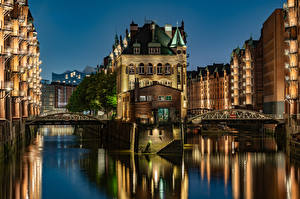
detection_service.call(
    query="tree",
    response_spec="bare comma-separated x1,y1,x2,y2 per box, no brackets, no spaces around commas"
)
67,71,117,118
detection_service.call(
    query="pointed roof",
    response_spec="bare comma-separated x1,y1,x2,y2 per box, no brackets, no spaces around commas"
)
170,27,186,48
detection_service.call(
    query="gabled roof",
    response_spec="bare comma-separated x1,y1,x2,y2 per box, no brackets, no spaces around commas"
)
170,27,186,48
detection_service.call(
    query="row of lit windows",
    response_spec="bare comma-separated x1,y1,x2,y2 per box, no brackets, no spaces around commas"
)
126,63,172,75
139,95,172,102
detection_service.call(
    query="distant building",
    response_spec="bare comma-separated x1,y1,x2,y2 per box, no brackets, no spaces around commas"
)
52,70,86,85
230,38,263,111
187,64,231,116
41,81,76,113
52,66,97,85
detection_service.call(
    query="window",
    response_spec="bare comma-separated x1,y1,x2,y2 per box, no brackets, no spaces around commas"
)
157,63,162,75
147,63,153,74
138,63,145,74
158,108,169,122
65,74,68,79
139,96,146,101
166,96,172,101
165,63,171,75
177,74,181,83
147,96,152,101
149,48,160,55
129,64,135,74
129,80,135,90
158,96,165,101
134,47,140,54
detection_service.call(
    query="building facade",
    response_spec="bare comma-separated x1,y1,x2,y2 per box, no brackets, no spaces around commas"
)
112,21,188,122
187,64,231,116
262,9,287,116
41,81,76,113
0,0,42,120
283,1,300,116
230,38,263,111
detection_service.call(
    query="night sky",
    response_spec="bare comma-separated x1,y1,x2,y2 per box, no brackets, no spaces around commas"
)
29,0,285,80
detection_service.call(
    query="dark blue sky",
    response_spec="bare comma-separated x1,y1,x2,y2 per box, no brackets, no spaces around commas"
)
29,0,285,80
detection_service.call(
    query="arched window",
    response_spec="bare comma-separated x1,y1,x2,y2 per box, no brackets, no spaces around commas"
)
147,63,153,74
165,63,171,75
138,63,145,74
157,63,162,75
129,64,135,74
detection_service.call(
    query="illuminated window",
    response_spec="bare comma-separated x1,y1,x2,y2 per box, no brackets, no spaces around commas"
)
147,63,153,74
165,96,172,101
165,63,171,74
138,63,145,74
158,96,164,101
65,74,68,79
157,63,162,75
139,96,146,101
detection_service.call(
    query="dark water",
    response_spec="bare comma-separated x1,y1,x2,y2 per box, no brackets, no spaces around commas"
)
0,126,300,199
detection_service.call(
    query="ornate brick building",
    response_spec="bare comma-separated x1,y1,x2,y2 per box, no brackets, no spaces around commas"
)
0,0,42,120
187,63,231,116
111,21,188,123
230,38,263,111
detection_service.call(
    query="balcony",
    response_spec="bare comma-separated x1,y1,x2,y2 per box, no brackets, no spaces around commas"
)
18,15,25,23
0,47,11,57
1,23,12,33
10,65,19,73
16,0,26,6
0,0,13,11
287,0,295,8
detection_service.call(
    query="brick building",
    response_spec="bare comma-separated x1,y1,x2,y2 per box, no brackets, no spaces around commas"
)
187,63,231,115
0,0,42,120
261,9,287,117
230,38,263,111
111,21,188,123
283,1,300,116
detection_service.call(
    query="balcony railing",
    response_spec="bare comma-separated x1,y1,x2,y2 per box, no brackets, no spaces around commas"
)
10,65,19,73
0,0,14,11
16,0,26,6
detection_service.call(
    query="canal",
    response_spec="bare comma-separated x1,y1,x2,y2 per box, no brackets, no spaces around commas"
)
0,126,299,199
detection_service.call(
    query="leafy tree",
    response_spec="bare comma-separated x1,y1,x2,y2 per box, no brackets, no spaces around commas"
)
67,71,117,117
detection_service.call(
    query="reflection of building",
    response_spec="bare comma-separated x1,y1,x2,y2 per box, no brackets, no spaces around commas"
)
0,0,42,120
41,81,76,112
230,38,263,111
187,63,231,115
112,21,188,122
0,135,43,199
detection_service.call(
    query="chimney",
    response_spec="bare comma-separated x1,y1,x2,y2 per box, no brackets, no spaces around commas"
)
130,21,138,39
164,24,172,38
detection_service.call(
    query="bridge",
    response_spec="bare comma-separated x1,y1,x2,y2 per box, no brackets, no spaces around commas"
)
188,109,280,124
26,112,106,125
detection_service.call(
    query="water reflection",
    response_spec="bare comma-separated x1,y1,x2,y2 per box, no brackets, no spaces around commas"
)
0,126,299,199
0,135,43,199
